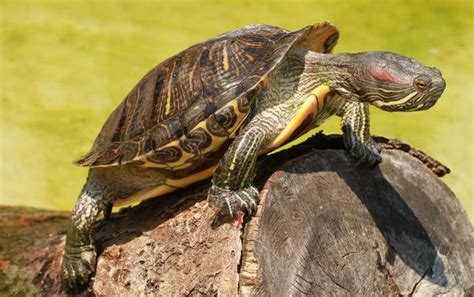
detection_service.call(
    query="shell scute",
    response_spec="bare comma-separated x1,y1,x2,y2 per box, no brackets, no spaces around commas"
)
149,146,182,164
206,113,229,137
75,22,339,167
179,128,212,153
182,99,218,132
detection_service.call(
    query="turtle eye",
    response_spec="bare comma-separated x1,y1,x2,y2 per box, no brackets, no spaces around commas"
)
414,75,431,92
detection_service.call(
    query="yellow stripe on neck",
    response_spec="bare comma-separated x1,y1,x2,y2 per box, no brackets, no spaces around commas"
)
372,91,417,107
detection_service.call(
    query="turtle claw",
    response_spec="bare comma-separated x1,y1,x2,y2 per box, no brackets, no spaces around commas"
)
208,186,259,229
61,246,96,291
348,139,382,167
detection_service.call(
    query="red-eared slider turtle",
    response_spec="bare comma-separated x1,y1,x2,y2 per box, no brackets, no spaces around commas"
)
62,22,446,289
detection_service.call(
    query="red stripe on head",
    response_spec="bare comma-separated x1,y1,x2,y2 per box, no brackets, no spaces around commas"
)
371,68,409,84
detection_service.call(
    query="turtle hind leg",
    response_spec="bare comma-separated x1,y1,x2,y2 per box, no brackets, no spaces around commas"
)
61,181,107,291
61,168,118,291
61,165,168,290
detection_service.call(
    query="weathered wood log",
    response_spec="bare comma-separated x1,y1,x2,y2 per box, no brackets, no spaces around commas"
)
0,134,472,296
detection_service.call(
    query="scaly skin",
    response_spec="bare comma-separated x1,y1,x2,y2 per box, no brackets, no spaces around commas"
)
209,127,267,227
62,224,97,289
61,165,167,289
208,49,445,227
338,101,382,166
61,173,105,289
62,48,445,289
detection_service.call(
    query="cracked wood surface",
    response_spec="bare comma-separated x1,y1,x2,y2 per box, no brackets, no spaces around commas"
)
240,148,473,296
0,134,472,296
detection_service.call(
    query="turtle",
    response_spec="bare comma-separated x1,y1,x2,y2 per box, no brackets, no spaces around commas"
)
61,22,446,289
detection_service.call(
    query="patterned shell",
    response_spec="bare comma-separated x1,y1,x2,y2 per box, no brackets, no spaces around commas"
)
75,22,339,168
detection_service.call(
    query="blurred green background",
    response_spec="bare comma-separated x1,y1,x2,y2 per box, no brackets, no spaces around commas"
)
1,0,472,220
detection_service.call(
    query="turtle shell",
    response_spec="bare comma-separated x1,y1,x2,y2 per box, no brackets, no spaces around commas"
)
75,22,339,168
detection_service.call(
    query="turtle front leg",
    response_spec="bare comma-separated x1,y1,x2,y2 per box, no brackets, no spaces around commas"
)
61,187,104,290
338,101,382,166
209,126,267,228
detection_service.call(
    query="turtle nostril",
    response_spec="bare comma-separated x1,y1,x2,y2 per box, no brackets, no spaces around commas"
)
431,67,442,77
438,77,446,91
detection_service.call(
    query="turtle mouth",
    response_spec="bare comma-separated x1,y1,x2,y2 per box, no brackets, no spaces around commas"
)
385,85,444,112
414,98,438,111
414,85,445,111
404,102,432,112
403,95,440,112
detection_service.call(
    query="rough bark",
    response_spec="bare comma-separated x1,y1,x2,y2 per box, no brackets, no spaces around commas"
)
0,134,472,296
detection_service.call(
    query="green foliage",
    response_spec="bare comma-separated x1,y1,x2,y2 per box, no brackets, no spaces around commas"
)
1,0,472,219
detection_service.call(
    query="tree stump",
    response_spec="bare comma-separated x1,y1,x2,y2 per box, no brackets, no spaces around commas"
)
0,134,472,296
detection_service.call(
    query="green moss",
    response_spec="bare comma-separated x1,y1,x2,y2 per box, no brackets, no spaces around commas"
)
1,0,472,220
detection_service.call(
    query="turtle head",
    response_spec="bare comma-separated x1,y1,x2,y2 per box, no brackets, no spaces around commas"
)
348,51,446,112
